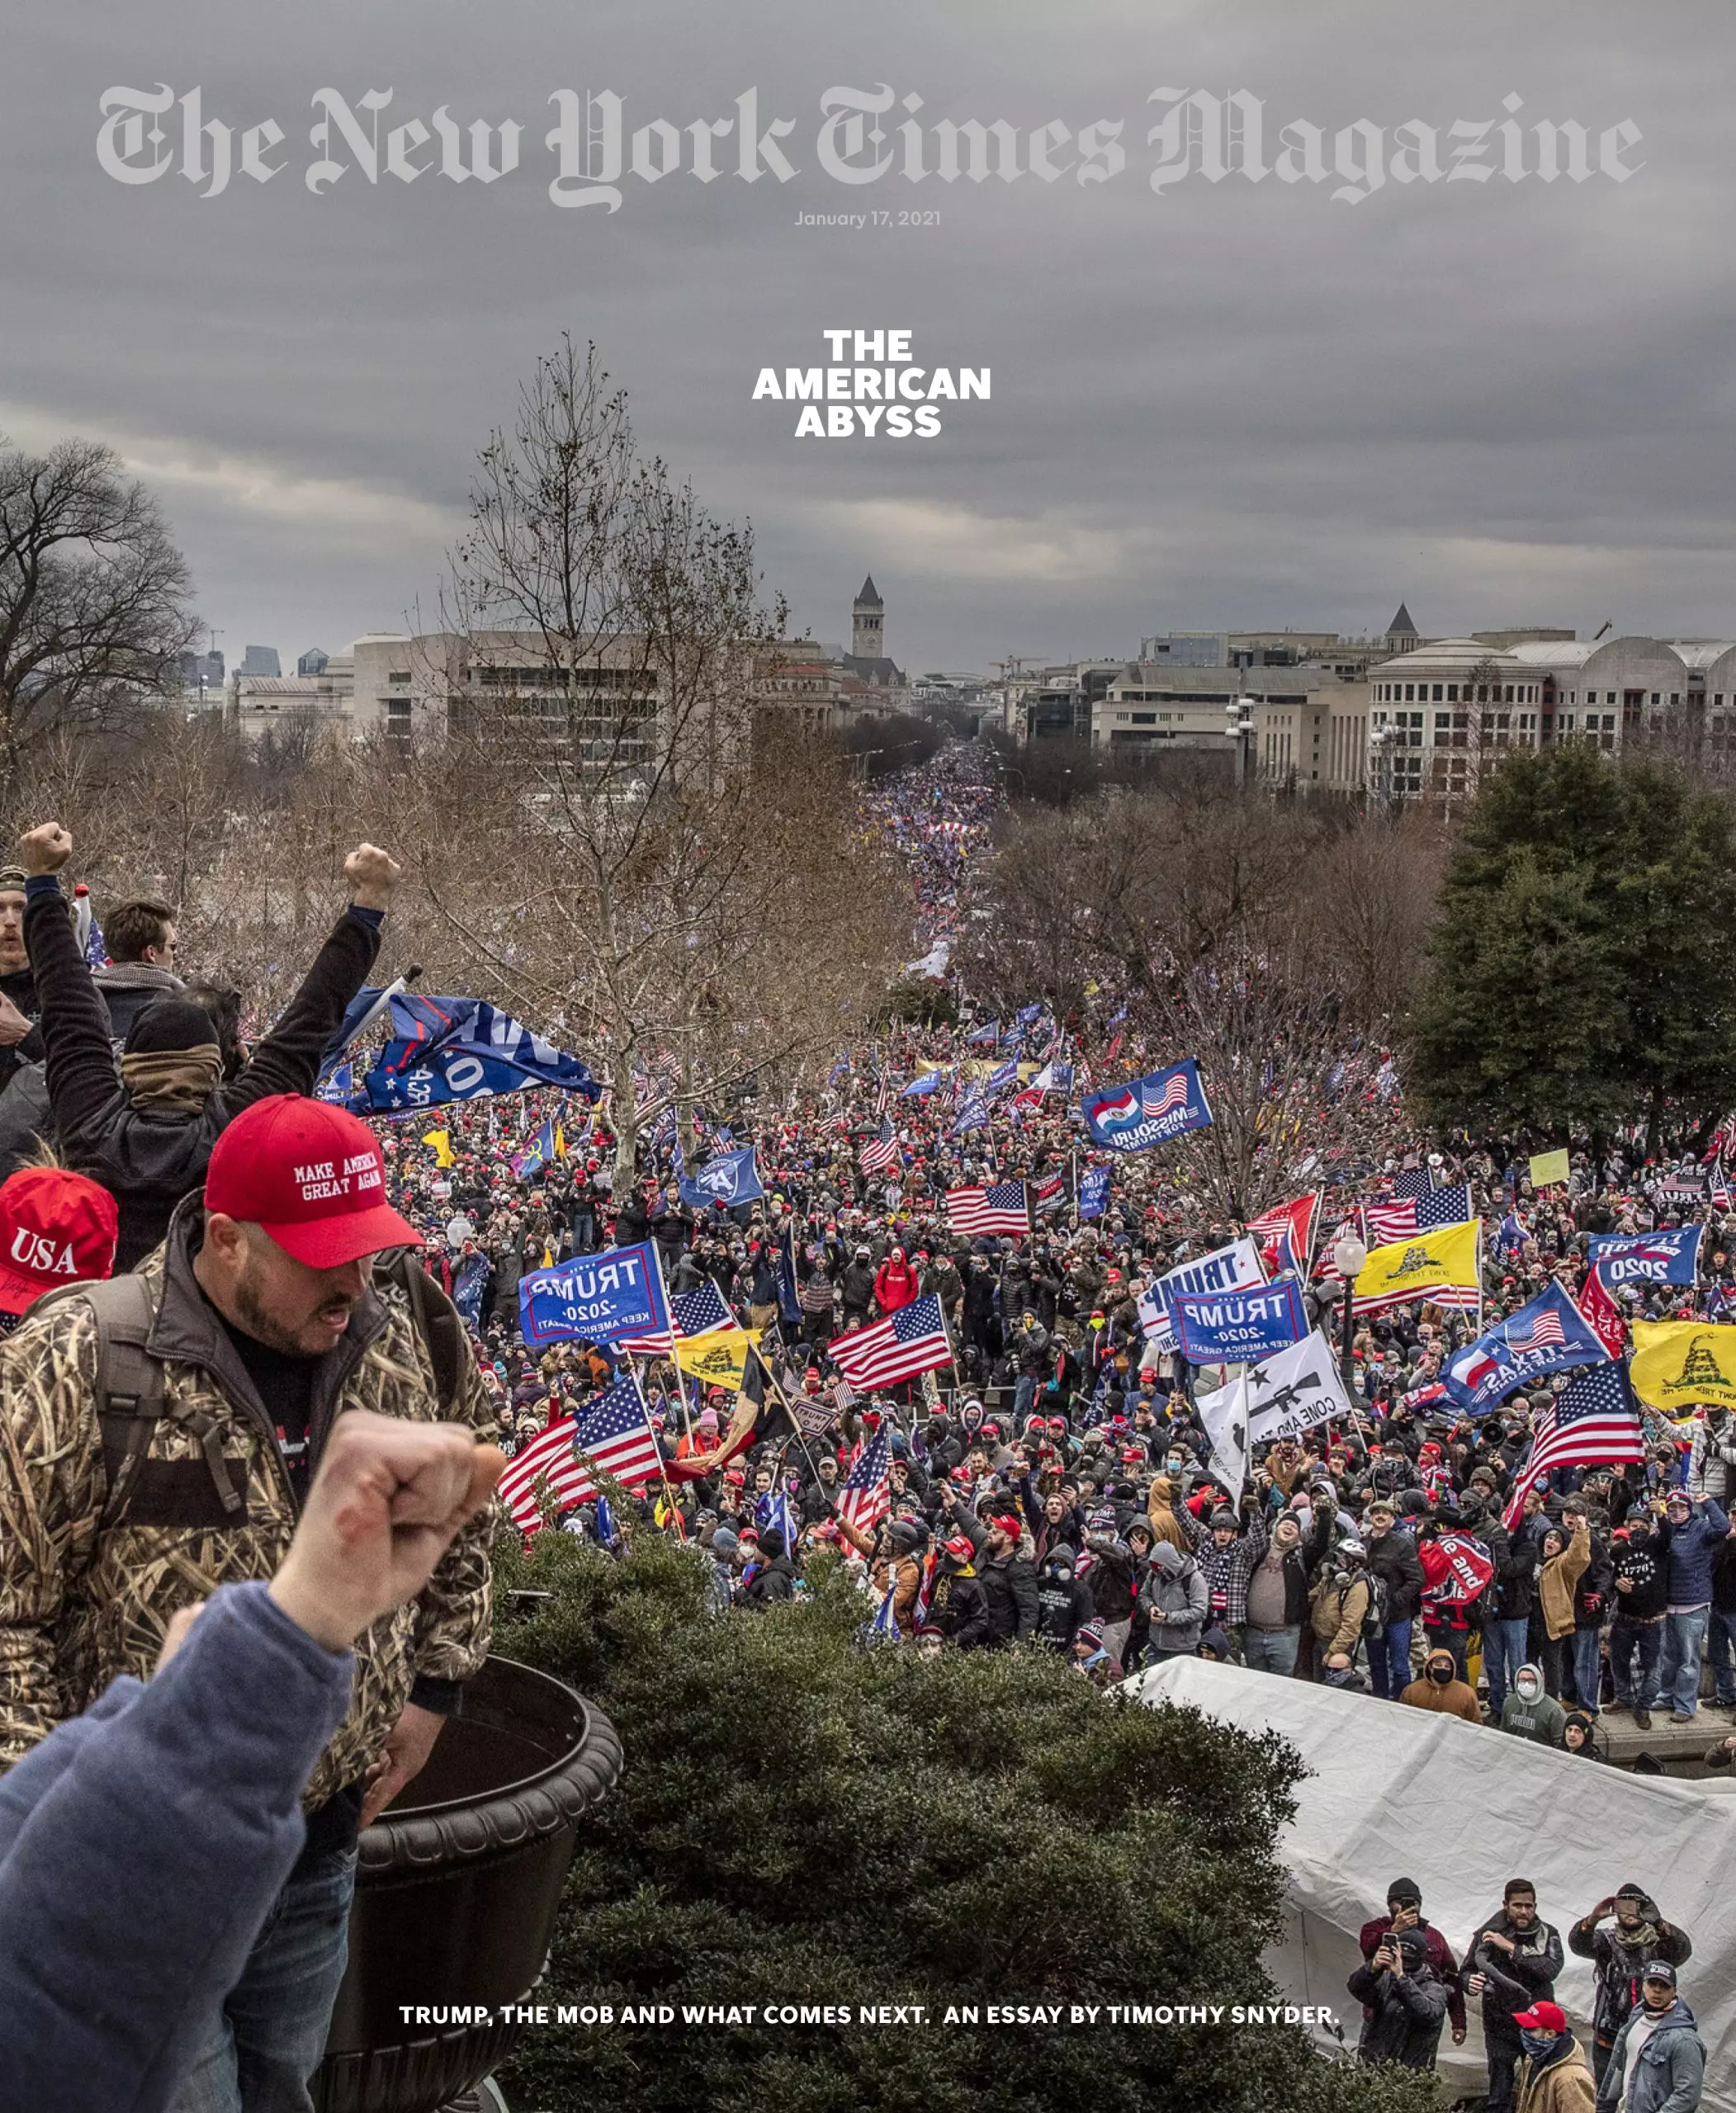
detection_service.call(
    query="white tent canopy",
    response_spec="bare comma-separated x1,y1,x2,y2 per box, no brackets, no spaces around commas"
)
1130,1659,1734,2106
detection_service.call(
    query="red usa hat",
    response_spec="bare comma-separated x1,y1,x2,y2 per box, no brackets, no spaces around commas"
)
205,1096,420,1269
0,1168,119,1315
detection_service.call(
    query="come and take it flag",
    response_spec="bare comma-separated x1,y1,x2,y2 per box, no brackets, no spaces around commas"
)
1629,1321,1736,1416
1080,1060,1213,1153
1228,1330,1358,1446
1352,1219,1482,1317
1502,1362,1646,1529
944,1182,1030,1238
830,1293,953,1392
1442,1279,1612,1415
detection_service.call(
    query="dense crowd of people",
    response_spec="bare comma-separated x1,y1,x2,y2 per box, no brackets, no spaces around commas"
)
0,745,1727,2106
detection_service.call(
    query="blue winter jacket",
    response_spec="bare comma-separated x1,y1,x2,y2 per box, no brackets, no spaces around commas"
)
0,1581,352,2113
1594,1997,1705,2113
1663,1496,1731,1606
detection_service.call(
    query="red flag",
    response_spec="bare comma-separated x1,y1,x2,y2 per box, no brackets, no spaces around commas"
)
1576,1267,1627,1359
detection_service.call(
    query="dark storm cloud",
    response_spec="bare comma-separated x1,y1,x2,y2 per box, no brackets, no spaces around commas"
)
2,0,1730,673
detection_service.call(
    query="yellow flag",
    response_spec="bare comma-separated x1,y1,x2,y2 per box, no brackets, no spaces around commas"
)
1353,1218,1481,1316
555,1123,567,1159
674,1326,761,1392
1529,1148,1571,1189
1630,1322,1736,1416
422,1128,454,1170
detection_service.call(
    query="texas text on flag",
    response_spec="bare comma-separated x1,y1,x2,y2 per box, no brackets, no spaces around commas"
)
830,1293,953,1392
944,1182,1031,1237
837,1427,893,1535
1502,1362,1645,1529
1442,1279,1610,1414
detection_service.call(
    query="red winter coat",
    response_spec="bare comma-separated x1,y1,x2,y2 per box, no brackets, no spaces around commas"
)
874,1258,920,1314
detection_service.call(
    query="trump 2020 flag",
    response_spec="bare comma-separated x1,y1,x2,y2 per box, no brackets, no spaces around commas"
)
1442,1279,1611,1415
519,1238,673,1350
1080,1060,1212,1153
679,1144,764,1211
1587,1226,1704,1288
1079,1165,1111,1220
362,994,599,1112
1169,1278,1308,1365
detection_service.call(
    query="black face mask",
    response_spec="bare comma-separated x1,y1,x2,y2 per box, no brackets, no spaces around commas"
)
1426,1662,1454,1685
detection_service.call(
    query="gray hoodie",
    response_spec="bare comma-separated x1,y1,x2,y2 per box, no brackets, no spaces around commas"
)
1143,1539,1209,1653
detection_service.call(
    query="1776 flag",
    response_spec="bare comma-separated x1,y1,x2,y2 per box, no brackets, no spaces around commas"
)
945,1182,1030,1237
830,1293,953,1392
1502,1362,1645,1529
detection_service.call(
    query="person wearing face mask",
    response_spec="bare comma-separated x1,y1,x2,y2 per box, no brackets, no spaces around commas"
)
1593,1962,1705,2113
1569,1887,1694,2092
1399,1643,1483,1723
1502,1660,1570,1745
1511,2000,1596,2113
1465,1879,1565,2113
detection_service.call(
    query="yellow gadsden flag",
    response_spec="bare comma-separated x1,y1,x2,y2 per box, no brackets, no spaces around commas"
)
673,1327,761,1392
422,1128,454,1170
1352,1218,1482,1316
1630,1321,1736,1416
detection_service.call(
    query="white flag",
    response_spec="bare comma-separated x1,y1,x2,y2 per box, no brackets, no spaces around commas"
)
1225,1329,1356,1446
1196,1368,1251,1510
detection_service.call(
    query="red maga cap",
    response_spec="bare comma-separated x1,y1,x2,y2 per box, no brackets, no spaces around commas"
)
0,1168,119,1315
205,1095,420,1269
1511,2001,1567,2034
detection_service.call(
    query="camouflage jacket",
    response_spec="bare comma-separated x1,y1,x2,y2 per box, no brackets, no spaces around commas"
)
0,1194,495,1809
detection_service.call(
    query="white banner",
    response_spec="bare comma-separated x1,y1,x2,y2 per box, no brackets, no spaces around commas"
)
1199,1330,1355,1447
1138,1236,1265,1354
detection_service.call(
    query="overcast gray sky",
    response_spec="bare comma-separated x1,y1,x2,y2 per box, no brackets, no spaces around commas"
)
4,1,1732,676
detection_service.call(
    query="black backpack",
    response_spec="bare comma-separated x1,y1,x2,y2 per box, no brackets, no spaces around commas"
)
35,1248,469,1529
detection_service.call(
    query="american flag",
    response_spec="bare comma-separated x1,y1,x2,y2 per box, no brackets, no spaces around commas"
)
1142,1071,1190,1119
1391,1166,1435,1201
1505,1307,1568,1354
859,1115,901,1175
498,1373,662,1535
830,1293,953,1392
1502,1363,1645,1529
617,1278,737,1359
945,1181,1031,1237
838,1427,892,1535
1364,1183,1472,1246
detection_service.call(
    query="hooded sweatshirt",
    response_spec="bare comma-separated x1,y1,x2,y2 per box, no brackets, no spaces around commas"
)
1399,1649,1483,1723
1142,1539,1209,1652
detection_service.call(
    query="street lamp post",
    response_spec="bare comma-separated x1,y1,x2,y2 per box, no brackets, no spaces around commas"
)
1332,1229,1368,1392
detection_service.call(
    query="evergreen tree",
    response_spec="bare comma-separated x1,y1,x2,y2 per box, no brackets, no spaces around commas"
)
1409,745,1736,1149
492,1532,1434,2113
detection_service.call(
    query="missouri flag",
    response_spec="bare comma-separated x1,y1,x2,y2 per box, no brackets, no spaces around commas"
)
673,1326,761,1392
1353,1217,1482,1317
1630,1321,1736,1416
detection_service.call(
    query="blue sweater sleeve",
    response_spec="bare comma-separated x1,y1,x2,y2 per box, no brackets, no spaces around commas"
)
0,1581,353,2113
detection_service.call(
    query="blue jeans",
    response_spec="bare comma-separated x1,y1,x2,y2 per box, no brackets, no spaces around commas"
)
1484,1617,1531,1717
1366,1618,1413,1700
1242,1626,1299,1676
1658,1608,1710,1717
170,1846,357,2113
1707,1608,1736,1706
1609,1618,1663,1709
1013,1375,1037,1421
1568,1625,1603,1714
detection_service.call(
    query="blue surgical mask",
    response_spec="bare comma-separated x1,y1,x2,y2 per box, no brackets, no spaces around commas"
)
1521,2029,1558,2059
